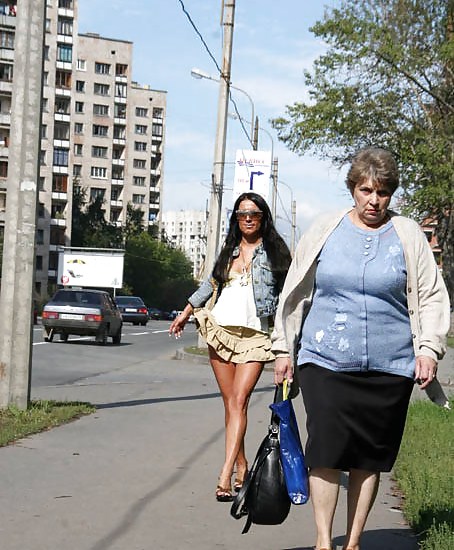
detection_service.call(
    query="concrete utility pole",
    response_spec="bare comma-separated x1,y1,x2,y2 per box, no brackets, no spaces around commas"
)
291,199,297,256
0,0,46,409
203,0,235,278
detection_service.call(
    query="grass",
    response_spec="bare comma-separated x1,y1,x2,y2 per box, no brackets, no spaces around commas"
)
0,400,96,447
184,345,209,356
394,397,454,549
447,336,454,348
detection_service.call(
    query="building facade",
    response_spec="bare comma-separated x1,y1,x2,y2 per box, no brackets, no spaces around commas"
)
162,209,229,280
0,0,166,297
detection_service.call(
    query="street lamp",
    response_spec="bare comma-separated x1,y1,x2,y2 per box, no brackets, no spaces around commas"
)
191,67,255,147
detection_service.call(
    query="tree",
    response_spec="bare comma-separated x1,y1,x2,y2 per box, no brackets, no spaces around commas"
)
71,184,123,248
123,232,197,310
272,0,453,300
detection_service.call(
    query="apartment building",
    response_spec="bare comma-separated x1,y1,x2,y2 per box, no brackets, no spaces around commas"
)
0,0,166,297
162,209,229,280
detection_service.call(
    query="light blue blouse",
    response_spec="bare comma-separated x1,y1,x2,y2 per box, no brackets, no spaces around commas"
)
297,215,415,378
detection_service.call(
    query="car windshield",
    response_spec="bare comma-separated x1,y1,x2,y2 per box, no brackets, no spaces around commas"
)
52,290,102,305
116,297,144,306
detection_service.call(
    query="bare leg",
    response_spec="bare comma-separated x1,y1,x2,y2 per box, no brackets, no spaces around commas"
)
309,468,341,550
209,346,263,490
343,469,380,550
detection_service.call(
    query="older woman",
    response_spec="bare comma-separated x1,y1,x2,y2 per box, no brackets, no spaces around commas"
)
171,192,291,502
272,147,450,550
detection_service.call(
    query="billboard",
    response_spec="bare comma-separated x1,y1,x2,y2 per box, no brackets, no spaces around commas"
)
233,149,272,202
58,248,124,288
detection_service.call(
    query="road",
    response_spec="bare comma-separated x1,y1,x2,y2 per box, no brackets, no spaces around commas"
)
31,319,198,390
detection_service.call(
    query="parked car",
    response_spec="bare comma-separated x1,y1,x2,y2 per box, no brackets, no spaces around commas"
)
115,296,148,325
147,307,162,320
42,289,122,345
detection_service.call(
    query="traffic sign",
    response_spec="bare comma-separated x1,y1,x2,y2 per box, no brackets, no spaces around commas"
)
233,149,272,202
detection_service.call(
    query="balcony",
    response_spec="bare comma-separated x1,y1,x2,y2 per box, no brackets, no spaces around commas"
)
112,158,125,166
0,112,11,125
0,80,12,93
56,60,72,71
51,191,68,201
115,74,127,83
53,138,70,148
0,144,8,158
0,49,14,62
113,137,126,145
114,96,127,105
52,165,68,175
57,7,74,18
111,178,124,186
54,112,70,123
0,14,17,29
55,86,71,97
50,217,66,227
57,34,73,45
110,200,123,207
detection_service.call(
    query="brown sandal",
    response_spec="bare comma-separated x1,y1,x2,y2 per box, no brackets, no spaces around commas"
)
215,485,233,502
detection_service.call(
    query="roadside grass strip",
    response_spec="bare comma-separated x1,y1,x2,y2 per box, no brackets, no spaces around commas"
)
394,397,454,550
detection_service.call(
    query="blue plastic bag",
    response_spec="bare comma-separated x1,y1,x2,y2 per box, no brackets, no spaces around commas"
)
270,381,309,505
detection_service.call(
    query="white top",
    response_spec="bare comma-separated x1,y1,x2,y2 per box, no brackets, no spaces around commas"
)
211,270,268,333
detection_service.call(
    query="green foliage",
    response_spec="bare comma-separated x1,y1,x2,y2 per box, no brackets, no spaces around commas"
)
272,0,454,299
121,232,197,311
394,398,454,548
0,400,95,447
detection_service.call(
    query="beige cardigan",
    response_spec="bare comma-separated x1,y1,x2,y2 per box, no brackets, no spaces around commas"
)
271,209,450,370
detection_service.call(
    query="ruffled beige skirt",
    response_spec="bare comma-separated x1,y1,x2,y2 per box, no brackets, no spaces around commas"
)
194,308,274,364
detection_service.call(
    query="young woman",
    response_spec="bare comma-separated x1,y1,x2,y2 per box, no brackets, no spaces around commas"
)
170,192,291,501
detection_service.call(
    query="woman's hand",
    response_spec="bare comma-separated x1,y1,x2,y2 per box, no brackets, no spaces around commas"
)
274,356,293,385
169,304,193,339
414,355,438,389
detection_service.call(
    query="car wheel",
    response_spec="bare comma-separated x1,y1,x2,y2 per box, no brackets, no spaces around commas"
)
96,326,108,345
112,326,122,345
60,333,69,342
141,321,147,326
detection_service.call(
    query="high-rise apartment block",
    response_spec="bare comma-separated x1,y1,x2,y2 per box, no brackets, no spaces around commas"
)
0,0,166,297
162,210,229,280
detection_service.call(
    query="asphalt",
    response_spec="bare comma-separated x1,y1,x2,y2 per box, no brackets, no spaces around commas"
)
0,347,452,550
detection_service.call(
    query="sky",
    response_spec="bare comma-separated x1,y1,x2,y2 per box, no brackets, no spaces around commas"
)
78,0,354,241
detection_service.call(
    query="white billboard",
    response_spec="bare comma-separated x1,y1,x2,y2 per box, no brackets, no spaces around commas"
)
233,149,272,202
58,249,124,289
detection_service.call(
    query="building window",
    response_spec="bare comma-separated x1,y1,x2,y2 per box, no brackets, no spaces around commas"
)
90,167,107,179
133,176,145,186
36,255,43,271
54,122,69,140
40,150,46,165
42,98,49,112
38,202,45,218
74,101,84,113
58,0,73,8
152,123,163,137
0,30,14,49
136,107,148,118
74,143,83,155
115,83,127,98
93,124,108,137
55,70,71,89
115,63,128,76
0,160,8,177
114,103,126,118
55,97,70,114
53,148,69,166
153,108,163,119
132,194,145,204
134,141,147,152
76,80,85,93
39,177,45,190
113,126,125,139
57,17,73,36
133,159,146,169
44,46,49,60
135,124,147,135
93,104,109,116
95,62,111,75
43,71,48,85
73,164,81,176
37,230,44,245
92,146,108,158
57,44,72,63
41,125,47,139
53,174,68,192
90,187,106,201
74,122,83,134
94,83,110,96
77,58,86,71
0,63,13,82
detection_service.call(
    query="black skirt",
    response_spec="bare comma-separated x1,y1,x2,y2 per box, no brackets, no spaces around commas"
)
299,363,414,472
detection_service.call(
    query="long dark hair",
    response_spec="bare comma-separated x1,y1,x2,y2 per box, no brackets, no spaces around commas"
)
212,192,291,286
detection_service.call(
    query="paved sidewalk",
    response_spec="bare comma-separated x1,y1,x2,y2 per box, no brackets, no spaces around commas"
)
1,344,452,550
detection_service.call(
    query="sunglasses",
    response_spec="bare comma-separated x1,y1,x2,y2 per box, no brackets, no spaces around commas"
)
236,210,263,220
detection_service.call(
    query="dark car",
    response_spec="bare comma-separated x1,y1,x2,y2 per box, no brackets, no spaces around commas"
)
147,307,162,320
42,288,122,345
115,296,148,325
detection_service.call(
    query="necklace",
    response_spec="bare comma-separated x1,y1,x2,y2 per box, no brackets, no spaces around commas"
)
239,246,253,286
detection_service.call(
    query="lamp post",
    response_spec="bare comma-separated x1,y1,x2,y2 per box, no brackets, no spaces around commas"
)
191,67,255,148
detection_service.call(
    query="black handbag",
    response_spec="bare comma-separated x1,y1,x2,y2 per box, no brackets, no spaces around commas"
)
230,388,291,534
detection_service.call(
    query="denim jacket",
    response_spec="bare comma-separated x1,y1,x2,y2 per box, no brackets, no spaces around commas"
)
188,244,283,318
